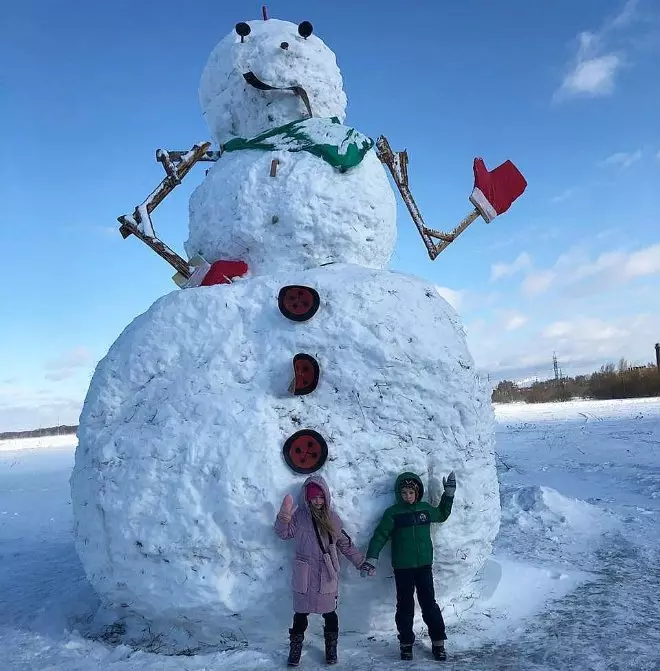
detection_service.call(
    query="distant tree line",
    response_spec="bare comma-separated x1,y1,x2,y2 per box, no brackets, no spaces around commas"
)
2,361,659,435
492,359,660,404
0,424,78,440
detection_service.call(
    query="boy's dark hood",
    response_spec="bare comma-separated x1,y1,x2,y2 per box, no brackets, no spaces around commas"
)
394,472,424,504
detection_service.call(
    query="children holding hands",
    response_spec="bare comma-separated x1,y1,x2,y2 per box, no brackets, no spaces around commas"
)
276,470,456,665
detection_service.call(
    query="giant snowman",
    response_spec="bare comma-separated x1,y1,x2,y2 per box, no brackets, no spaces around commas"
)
71,16,500,645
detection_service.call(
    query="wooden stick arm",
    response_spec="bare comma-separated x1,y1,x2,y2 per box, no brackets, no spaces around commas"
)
117,141,218,278
118,216,191,277
376,134,483,261
159,148,222,163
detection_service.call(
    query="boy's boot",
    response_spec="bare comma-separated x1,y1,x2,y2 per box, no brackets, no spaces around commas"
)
324,628,338,665
431,640,447,661
400,643,414,660
287,629,304,667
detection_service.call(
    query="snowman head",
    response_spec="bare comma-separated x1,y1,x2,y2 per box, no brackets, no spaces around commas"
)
200,17,347,145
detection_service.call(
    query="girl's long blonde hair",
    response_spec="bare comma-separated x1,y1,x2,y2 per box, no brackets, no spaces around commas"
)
310,501,337,543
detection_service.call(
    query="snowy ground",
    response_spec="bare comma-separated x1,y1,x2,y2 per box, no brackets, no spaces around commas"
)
1,398,659,670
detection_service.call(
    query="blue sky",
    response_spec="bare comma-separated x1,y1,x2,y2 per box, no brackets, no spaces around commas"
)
2,0,659,431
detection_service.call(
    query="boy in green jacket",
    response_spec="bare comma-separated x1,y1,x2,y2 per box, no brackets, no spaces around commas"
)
360,470,456,662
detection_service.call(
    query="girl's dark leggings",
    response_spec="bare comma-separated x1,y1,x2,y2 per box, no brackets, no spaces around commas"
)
292,611,338,633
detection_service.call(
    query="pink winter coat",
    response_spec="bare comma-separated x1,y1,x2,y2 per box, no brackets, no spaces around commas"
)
274,475,364,614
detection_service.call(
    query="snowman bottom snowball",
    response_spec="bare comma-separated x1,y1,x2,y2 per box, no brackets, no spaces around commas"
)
71,264,500,641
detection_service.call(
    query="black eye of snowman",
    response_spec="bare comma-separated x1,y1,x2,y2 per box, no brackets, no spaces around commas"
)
235,22,251,43
298,21,313,39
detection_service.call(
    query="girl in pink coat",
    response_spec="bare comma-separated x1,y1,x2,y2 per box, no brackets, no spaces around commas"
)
274,475,365,666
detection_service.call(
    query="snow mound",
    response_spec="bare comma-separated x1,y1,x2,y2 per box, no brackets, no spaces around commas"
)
71,264,500,645
453,556,592,649
200,19,347,145
501,485,613,542
185,148,396,275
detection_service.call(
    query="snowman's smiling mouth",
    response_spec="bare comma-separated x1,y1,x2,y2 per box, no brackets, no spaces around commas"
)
243,71,313,118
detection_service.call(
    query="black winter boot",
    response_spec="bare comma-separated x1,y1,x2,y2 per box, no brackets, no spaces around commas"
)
287,629,304,666
432,641,447,661
400,643,413,660
324,628,338,665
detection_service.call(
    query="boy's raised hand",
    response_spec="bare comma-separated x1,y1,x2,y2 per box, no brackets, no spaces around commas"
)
442,471,456,497
279,494,298,518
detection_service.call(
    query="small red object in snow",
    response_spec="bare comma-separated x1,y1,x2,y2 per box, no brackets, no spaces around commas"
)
200,260,249,286
470,158,527,223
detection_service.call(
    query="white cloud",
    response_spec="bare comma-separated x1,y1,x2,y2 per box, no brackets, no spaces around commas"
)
0,382,83,432
601,149,642,168
435,286,464,311
516,244,660,299
610,0,640,29
490,252,532,282
44,370,76,382
537,313,656,367
570,244,660,284
560,51,621,97
469,310,660,383
541,317,628,343
45,346,93,372
555,0,640,101
551,188,576,204
505,314,528,331
627,245,660,276
521,270,555,296
0,400,81,432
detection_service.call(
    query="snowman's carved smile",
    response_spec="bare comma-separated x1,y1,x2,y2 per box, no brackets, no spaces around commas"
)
243,71,313,118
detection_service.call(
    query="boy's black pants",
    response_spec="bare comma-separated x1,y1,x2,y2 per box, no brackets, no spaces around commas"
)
393,565,446,644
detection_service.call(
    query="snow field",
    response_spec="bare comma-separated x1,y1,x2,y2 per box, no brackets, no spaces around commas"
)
2,397,659,669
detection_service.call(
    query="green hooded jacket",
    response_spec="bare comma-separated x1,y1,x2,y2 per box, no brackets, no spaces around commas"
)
365,472,453,570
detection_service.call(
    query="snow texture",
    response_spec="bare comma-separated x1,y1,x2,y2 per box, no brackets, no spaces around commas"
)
4,398,660,669
185,148,397,275
71,264,499,645
199,19,347,146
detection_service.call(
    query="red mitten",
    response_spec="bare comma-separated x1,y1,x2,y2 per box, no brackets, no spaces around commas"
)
200,259,249,286
470,158,527,223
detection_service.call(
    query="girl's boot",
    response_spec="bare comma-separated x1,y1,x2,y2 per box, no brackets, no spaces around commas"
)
324,628,338,664
287,629,304,667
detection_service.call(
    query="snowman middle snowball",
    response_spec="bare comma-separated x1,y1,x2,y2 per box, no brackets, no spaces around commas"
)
186,18,397,276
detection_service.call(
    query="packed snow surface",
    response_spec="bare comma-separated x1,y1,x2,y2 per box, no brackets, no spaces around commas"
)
71,264,499,644
185,148,397,274
199,19,347,145
2,398,659,669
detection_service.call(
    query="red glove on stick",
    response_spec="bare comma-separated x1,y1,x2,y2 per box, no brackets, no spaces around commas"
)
470,158,527,223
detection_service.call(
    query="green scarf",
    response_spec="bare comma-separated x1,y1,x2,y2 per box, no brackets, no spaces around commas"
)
222,117,374,171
